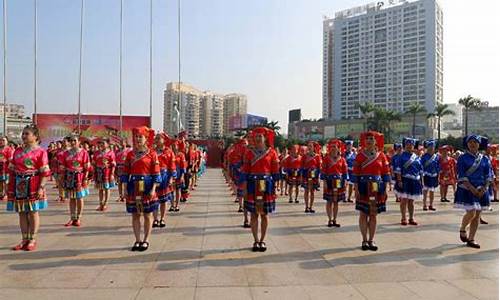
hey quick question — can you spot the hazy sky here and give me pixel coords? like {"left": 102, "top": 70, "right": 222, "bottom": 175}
{"left": 1, "top": 0, "right": 499, "bottom": 133}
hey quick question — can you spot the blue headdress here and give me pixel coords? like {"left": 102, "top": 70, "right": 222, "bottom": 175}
{"left": 463, "top": 135, "right": 488, "bottom": 151}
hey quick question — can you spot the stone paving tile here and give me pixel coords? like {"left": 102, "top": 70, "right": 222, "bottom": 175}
{"left": 0, "top": 169, "right": 497, "bottom": 299}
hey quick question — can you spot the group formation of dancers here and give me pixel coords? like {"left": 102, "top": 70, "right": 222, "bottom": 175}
{"left": 0, "top": 125, "right": 206, "bottom": 252}
{"left": 223, "top": 127, "right": 498, "bottom": 252}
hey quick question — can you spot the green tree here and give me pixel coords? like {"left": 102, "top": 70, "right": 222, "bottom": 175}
{"left": 427, "top": 103, "right": 455, "bottom": 140}
{"left": 405, "top": 102, "right": 427, "bottom": 137}
{"left": 458, "top": 95, "right": 482, "bottom": 136}
{"left": 357, "top": 102, "right": 374, "bottom": 131}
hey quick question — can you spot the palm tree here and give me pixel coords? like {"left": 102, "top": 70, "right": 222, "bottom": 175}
{"left": 385, "top": 110, "right": 402, "bottom": 142}
{"left": 265, "top": 120, "right": 281, "bottom": 135}
{"left": 357, "top": 102, "right": 374, "bottom": 131}
{"left": 405, "top": 102, "right": 427, "bottom": 137}
{"left": 427, "top": 103, "right": 455, "bottom": 140}
{"left": 458, "top": 95, "right": 482, "bottom": 136}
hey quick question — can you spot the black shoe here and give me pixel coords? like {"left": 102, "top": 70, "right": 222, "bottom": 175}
{"left": 423, "top": 207, "right": 428, "bottom": 211}
{"left": 152, "top": 220, "right": 160, "bottom": 228}
{"left": 234, "top": 199, "right": 239, "bottom": 203}
{"left": 442, "top": 198, "right": 450, "bottom": 203}
{"left": 305, "top": 208, "right": 310, "bottom": 213}
{"left": 131, "top": 241, "right": 141, "bottom": 252}
{"left": 243, "top": 222, "right": 251, "bottom": 228}
{"left": 367, "top": 241, "right": 378, "bottom": 251}
{"left": 138, "top": 241, "right": 149, "bottom": 252}
{"left": 295, "top": 199, "right": 299, "bottom": 204}
{"left": 168, "top": 206, "right": 175, "bottom": 212}
{"left": 466, "top": 240, "right": 480, "bottom": 249}
{"left": 288, "top": 199, "right": 293, "bottom": 203}
{"left": 480, "top": 218, "right": 488, "bottom": 225}
{"left": 309, "top": 208, "right": 315, "bottom": 213}
{"left": 238, "top": 207, "right": 243, "bottom": 213}
{"left": 258, "top": 242, "right": 267, "bottom": 252}
{"left": 159, "top": 219, "right": 166, "bottom": 228}
{"left": 327, "top": 221, "right": 333, "bottom": 227}
{"left": 429, "top": 206, "right": 436, "bottom": 211}
{"left": 361, "top": 241, "right": 369, "bottom": 251}
{"left": 332, "top": 220, "right": 341, "bottom": 227}
{"left": 492, "top": 199, "right": 499, "bottom": 202}
{"left": 174, "top": 207, "right": 180, "bottom": 212}
{"left": 252, "top": 242, "right": 260, "bottom": 252}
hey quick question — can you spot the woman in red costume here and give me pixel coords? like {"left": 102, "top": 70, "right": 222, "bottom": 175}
{"left": 93, "top": 138, "right": 116, "bottom": 211}
{"left": 152, "top": 133, "right": 177, "bottom": 228}
{"left": 0, "top": 136, "right": 13, "bottom": 200}
{"left": 241, "top": 127, "right": 280, "bottom": 252}
{"left": 438, "top": 145, "right": 456, "bottom": 203}
{"left": 115, "top": 140, "right": 132, "bottom": 202}
{"left": 353, "top": 131, "right": 391, "bottom": 251}
{"left": 61, "top": 134, "right": 90, "bottom": 227}
{"left": 123, "top": 126, "right": 161, "bottom": 251}
{"left": 171, "top": 141, "right": 187, "bottom": 212}
{"left": 321, "top": 139, "right": 348, "bottom": 227}
{"left": 282, "top": 145, "right": 302, "bottom": 203}
{"left": 7, "top": 125, "right": 50, "bottom": 251}
{"left": 301, "top": 141, "right": 322, "bottom": 213}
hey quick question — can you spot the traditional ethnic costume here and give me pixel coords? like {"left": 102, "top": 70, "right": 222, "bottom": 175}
{"left": 301, "top": 142, "right": 322, "bottom": 191}
{"left": 439, "top": 145, "right": 457, "bottom": 187}
{"left": 353, "top": 131, "right": 391, "bottom": 215}
{"left": 7, "top": 146, "right": 50, "bottom": 212}
{"left": 155, "top": 134, "right": 177, "bottom": 204}
{"left": 0, "top": 145, "right": 13, "bottom": 180}
{"left": 421, "top": 140, "right": 440, "bottom": 193}
{"left": 240, "top": 128, "right": 280, "bottom": 215}
{"left": 321, "top": 139, "right": 348, "bottom": 203}
{"left": 454, "top": 135, "right": 493, "bottom": 211}
{"left": 282, "top": 146, "right": 302, "bottom": 187}
{"left": 61, "top": 148, "right": 90, "bottom": 200}
{"left": 123, "top": 127, "right": 161, "bottom": 214}
{"left": 394, "top": 138, "right": 423, "bottom": 201}
{"left": 93, "top": 146, "right": 116, "bottom": 190}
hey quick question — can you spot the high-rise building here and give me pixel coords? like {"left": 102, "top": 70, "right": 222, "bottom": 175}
{"left": 163, "top": 83, "right": 247, "bottom": 138}
{"left": 200, "top": 93, "right": 224, "bottom": 138}
{"left": 163, "top": 82, "right": 202, "bottom": 138}
{"left": 323, "top": 0, "right": 443, "bottom": 120}
{"left": 223, "top": 93, "right": 247, "bottom": 135}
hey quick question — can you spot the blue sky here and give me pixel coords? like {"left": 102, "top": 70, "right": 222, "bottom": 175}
{"left": 1, "top": 0, "right": 499, "bottom": 132}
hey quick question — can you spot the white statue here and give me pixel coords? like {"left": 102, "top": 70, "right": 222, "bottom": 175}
{"left": 172, "top": 100, "right": 184, "bottom": 135}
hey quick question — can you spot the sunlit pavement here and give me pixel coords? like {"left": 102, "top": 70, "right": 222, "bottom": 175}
{"left": 0, "top": 168, "right": 497, "bottom": 300}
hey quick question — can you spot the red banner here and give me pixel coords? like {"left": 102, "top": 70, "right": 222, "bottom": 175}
{"left": 34, "top": 114, "right": 150, "bottom": 147}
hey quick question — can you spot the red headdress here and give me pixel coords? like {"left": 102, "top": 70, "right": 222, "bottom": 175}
{"left": 132, "top": 126, "right": 155, "bottom": 149}
{"left": 307, "top": 141, "right": 322, "bottom": 155}
{"left": 158, "top": 132, "right": 176, "bottom": 147}
{"left": 90, "top": 137, "right": 102, "bottom": 146}
{"left": 326, "top": 139, "right": 345, "bottom": 154}
{"left": 438, "top": 145, "right": 454, "bottom": 154}
{"left": 359, "top": 131, "right": 384, "bottom": 150}
{"left": 177, "top": 130, "right": 188, "bottom": 140}
{"left": 248, "top": 127, "right": 275, "bottom": 148}
{"left": 488, "top": 144, "right": 499, "bottom": 154}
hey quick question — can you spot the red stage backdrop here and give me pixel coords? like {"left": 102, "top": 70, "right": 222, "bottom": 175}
{"left": 34, "top": 114, "right": 150, "bottom": 147}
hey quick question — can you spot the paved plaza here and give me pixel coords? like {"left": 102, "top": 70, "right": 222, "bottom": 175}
{"left": 0, "top": 168, "right": 498, "bottom": 300}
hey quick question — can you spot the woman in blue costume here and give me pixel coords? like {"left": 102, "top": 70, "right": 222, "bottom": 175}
{"left": 421, "top": 140, "right": 440, "bottom": 211}
{"left": 455, "top": 135, "right": 493, "bottom": 249}
{"left": 394, "top": 138, "right": 423, "bottom": 226}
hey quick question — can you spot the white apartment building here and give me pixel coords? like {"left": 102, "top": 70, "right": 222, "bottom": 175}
{"left": 200, "top": 93, "right": 225, "bottom": 138}
{"left": 163, "top": 82, "right": 202, "bottom": 137}
{"left": 323, "top": 0, "right": 443, "bottom": 120}
{"left": 163, "top": 83, "right": 247, "bottom": 138}
{"left": 223, "top": 93, "right": 247, "bottom": 135}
